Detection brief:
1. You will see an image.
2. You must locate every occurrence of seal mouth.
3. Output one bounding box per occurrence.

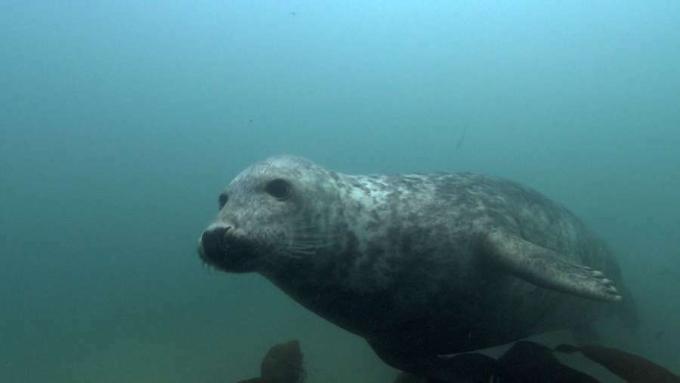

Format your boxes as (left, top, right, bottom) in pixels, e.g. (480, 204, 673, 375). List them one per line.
(198, 226, 260, 273)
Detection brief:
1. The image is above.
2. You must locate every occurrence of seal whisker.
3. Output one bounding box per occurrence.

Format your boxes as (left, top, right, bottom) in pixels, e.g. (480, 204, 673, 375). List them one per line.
(292, 237, 339, 245)
(273, 250, 306, 259)
(287, 243, 318, 248)
(292, 234, 335, 239)
(287, 237, 331, 246)
(291, 235, 338, 243)
(289, 251, 315, 257)
(285, 245, 320, 253)
(286, 242, 330, 251)
(281, 253, 305, 259)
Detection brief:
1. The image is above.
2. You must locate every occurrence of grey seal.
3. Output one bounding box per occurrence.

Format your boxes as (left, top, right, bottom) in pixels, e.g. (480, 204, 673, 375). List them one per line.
(198, 155, 636, 378)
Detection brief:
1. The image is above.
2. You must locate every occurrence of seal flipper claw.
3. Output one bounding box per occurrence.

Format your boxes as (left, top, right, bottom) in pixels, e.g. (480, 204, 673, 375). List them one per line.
(482, 230, 622, 302)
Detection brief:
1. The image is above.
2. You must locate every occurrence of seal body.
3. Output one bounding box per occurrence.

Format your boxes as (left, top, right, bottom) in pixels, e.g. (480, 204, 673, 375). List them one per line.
(199, 155, 635, 377)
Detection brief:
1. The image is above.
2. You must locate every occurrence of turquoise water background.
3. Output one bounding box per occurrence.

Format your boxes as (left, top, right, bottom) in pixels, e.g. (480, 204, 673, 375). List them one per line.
(1, 2, 679, 382)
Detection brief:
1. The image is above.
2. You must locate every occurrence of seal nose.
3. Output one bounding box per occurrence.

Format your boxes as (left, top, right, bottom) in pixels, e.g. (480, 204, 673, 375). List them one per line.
(200, 224, 232, 259)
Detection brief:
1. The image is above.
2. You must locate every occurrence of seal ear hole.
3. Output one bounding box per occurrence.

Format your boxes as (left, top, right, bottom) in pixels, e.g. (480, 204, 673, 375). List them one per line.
(265, 178, 292, 200)
(218, 193, 229, 209)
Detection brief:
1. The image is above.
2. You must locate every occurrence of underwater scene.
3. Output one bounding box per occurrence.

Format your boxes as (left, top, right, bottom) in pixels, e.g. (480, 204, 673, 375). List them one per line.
(1, 1, 679, 382)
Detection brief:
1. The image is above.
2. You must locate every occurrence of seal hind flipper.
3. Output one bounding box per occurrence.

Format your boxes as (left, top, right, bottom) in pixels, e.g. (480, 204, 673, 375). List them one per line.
(482, 230, 622, 302)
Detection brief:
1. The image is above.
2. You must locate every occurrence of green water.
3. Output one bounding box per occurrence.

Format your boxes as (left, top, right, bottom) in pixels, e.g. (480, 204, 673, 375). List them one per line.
(1, 2, 679, 382)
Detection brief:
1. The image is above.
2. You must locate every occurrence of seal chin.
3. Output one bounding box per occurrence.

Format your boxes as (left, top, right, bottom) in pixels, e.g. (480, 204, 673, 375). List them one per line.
(198, 226, 260, 273)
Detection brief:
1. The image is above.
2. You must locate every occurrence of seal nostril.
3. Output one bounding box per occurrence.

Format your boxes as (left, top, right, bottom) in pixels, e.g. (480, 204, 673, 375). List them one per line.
(201, 225, 231, 257)
(201, 231, 214, 254)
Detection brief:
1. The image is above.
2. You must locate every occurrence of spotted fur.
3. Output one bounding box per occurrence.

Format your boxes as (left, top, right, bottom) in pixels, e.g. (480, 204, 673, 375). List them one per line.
(199, 155, 635, 376)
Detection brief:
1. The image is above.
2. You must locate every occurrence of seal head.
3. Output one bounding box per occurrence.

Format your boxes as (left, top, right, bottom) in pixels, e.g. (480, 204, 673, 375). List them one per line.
(198, 155, 339, 274)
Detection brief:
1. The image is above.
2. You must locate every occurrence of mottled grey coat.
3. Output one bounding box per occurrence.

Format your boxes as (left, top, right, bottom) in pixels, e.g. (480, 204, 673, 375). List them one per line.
(199, 155, 636, 377)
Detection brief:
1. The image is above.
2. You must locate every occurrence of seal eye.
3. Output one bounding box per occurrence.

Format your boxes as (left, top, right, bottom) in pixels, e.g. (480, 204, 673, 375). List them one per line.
(265, 178, 292, 200)
(218, 193, 228, 209)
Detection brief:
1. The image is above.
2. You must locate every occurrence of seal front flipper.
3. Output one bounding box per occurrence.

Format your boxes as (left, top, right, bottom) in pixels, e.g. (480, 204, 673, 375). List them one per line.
(482, 230, 622, 302)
